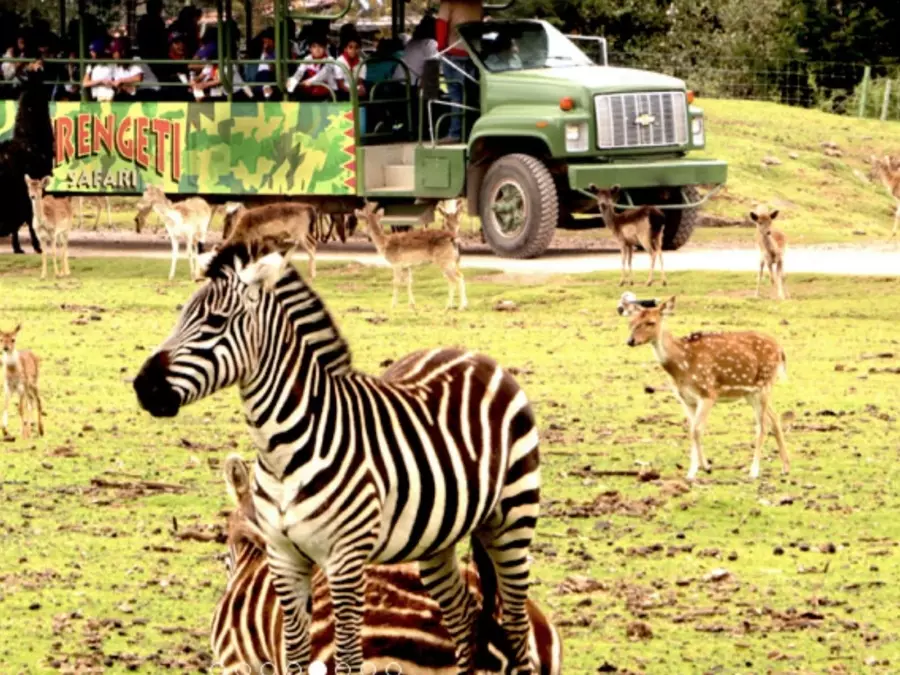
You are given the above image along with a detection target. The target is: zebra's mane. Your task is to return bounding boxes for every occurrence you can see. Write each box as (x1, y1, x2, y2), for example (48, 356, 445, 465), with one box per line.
(205, 242, 353, 372)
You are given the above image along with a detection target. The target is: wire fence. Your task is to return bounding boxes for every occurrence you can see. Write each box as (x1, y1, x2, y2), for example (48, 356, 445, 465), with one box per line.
(608, 51, 900, 123)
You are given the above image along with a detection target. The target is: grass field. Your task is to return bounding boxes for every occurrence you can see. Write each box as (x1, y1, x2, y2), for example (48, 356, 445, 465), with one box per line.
(66, 98, 900, 249)
(1, 255, 899, 674)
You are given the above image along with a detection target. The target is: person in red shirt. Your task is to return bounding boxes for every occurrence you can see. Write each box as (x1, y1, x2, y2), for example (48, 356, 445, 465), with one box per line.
(435, 0, 482, 142)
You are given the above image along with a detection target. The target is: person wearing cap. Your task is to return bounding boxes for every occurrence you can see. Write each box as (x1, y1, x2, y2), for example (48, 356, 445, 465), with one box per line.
(82, 37, 116, 102)
(109, 37, 145, 101)
(436, 0, 482, 142)
(251, 26, 280, 100)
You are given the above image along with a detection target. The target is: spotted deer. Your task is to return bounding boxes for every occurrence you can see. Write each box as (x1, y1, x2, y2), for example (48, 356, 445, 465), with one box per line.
(355, 201, 468, 310)
(871, 155, 900, 240)
(621, 296, 790, 481)
(213, 454, 562, 675)
(587, 184, 666, 287)
(750, 206, 788, 300)
(1, 324, 44, 440)
(24, 174, 74, 279)
(140, 185, 214, 281)
(437, 197, 464, 237)
(221, 201, 318, 279)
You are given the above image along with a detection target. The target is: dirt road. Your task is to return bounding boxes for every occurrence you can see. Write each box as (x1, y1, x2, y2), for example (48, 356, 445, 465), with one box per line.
(6, 230, 900, 277)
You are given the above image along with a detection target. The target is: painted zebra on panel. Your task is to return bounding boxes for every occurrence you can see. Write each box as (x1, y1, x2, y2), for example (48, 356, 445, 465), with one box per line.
(214, 454, 562, 675)
(133, 243, 542, 675)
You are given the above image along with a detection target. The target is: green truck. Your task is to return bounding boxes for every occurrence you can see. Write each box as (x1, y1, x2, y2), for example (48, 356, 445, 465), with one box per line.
(0, 1, 726, 258)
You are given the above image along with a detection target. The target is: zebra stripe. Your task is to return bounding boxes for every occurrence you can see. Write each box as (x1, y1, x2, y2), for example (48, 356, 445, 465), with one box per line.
(213, 455, 562, 675)
(134, 245, 542, 674)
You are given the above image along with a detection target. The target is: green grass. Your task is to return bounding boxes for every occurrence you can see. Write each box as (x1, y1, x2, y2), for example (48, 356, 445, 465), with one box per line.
(692, 99, 900, 245)
(2, 256, 900, 674)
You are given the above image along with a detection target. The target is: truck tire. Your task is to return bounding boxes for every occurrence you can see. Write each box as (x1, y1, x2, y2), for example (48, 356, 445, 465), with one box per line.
(479, 153, 558, 259)
(661, 186, 700, 250)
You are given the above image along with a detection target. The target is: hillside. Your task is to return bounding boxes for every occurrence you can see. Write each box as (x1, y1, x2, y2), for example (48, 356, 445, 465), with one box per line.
(694, 98, 900, 244)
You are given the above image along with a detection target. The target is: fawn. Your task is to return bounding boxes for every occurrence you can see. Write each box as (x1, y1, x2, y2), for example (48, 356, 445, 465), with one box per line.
(437, 197, 464, 237)
(622, 296, 790, 481)
(355, 201, 468, 310)
(1, 324, 44, 440)
(221, 201, 318, 279)
(24, 175, 73, 279)
(750, 206, 788, 300)
(587, 184, 667, 287)
(871, 155, 900, 240)
(140, 185, 213, 281)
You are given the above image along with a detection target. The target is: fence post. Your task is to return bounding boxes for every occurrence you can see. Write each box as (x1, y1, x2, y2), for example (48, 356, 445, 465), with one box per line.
(857, 66, 871, 118)
(881, 80, 893, 121)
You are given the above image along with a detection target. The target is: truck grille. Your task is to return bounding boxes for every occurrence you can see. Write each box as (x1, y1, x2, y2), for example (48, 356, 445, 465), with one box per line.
(594, 92, 688, 149)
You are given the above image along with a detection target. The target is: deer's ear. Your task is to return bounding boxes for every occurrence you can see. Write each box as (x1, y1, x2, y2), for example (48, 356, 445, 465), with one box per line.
(13, 323, 22, 334)
(610, 185, 622, 198)
(238, 251, 287, 290)
(660, 296, 676, 315)
(375, 208, 385, 220)
(749, 211, 759, 222)
(769, 210, 779, 220)
(223, 453, 250, 505)
(586, 183, 599, 194)
(41, 176, 50, 188)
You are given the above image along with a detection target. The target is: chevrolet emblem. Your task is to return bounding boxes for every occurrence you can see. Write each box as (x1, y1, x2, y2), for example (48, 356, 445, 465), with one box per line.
(634, 113, 656, 127)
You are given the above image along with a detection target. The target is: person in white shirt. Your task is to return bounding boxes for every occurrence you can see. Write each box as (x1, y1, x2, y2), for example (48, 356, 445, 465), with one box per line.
(334, 27, 366, 100)
(82, 38, 116, 102)
(286, 34, 338, 101)
(108, 37, 145, 101)
(394, 14, 438, 87)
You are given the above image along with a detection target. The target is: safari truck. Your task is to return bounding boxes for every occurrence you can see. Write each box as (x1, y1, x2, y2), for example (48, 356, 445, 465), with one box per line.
(0, 0, 726, 259)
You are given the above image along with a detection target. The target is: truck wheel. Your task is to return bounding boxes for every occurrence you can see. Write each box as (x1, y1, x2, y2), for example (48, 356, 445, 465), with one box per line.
(661, 186, 700, 250)
(479, 153, 558, 259)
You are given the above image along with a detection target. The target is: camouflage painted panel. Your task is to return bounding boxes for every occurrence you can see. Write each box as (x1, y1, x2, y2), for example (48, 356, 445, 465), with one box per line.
(0, 100, 356, 196)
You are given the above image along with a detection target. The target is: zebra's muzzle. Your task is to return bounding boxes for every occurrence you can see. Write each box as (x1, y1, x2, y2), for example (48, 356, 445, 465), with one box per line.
(133, 351, 182, 418)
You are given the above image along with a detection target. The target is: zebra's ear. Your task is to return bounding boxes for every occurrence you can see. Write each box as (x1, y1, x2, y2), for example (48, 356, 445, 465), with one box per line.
(237, 251, 287, 291)
(223, 453, 251, 504)
(197, 250, 217, 276)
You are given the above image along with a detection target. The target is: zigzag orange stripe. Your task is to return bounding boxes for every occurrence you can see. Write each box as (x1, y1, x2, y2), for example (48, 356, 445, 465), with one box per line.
(341, 109, 357, 191)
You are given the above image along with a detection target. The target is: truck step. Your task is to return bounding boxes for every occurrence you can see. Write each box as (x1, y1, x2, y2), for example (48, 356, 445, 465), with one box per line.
(382, 164, 415, 191)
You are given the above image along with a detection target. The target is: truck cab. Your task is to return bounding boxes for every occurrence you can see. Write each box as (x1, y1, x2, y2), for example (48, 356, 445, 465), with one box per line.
(362, 18, 727, 258)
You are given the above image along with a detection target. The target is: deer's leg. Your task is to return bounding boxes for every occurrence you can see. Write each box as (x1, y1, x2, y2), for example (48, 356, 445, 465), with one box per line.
(766, 405, 790, 475)
(2, 382, 10, 436)
(687, 398, 715, 480)
(748, 393, 768, 479)
(40, 245, 48, 280)
(32, 388, 44, 437)
(890, 204, 899, 241)
(456, 266, 468, 310)
(640, 234, 656, 286)
(755, 260, 765, 297)
(777, 259, 787, 300)
(406, 268, 416, 309)
(419, 547, 478, 674)
(61, 232, 71, 276)
(443, 268, 456, 310)
(18, 393, 29, 439)
(265, 543, 313, 671)
(105, 197, 112, 228)
(391, 268, 401, 308)
(618, 244, 627, 287)
(27, 219, 42, 254)
(168, 235, 179, 281)
(656, 232, 667, 286)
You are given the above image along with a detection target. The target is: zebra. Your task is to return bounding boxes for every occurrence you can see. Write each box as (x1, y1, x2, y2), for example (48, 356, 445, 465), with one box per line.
(133, 243, 542, 675)
(214, 454, 562, 675)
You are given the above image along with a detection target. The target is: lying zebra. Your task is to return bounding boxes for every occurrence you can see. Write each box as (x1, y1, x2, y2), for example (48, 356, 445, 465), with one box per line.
(213, 455, 563, 675)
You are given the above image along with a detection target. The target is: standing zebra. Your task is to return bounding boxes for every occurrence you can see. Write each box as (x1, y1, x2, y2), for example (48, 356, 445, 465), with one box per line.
(133, 243, 542, 674)
(215, 454, 562, 675)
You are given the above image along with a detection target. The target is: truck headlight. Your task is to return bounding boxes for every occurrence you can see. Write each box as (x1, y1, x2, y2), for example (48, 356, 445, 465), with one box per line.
(565, 123, 588, 153)
(691, 117, 705, 147)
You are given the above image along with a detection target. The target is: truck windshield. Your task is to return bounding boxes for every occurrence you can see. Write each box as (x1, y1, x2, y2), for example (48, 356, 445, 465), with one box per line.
(457, 20, 594, 73)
